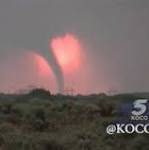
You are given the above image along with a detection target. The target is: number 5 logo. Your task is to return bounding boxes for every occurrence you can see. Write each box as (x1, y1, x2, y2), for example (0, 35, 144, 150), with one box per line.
(132, 99, 148, 116)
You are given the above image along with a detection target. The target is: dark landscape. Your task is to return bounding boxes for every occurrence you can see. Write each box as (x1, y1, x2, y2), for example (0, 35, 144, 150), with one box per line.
(0, 88, 148, 150)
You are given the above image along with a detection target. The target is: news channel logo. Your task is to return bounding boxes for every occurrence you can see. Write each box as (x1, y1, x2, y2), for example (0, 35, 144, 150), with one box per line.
(106, 99, 149, 135)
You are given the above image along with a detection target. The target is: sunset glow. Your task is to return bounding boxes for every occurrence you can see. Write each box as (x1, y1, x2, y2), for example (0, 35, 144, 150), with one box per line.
(33, 53, 52, 77)
(50, 33, 82, 73)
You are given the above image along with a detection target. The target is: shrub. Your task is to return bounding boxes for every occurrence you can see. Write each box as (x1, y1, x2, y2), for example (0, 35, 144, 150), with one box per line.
(27, 88, 51, 99)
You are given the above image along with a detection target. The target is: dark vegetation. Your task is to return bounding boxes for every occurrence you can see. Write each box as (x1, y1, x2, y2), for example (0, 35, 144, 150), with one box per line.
(0, 88, 148, 150)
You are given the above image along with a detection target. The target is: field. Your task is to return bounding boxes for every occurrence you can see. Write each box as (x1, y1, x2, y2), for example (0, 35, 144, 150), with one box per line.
(0, 88, 148, 150)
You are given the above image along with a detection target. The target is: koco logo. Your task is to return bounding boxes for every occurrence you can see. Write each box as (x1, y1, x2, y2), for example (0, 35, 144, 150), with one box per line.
(131, 99, 148, 121)
(106, 99, 149, 135)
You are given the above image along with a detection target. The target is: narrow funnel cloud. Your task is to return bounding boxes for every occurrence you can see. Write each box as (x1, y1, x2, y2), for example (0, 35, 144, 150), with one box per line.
(41, 44, 64, 94)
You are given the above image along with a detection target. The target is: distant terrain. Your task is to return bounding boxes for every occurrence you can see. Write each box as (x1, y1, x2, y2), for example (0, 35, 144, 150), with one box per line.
(0, 88, 148, 150)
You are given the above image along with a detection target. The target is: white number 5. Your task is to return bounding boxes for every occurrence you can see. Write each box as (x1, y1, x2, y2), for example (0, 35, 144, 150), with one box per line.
(132, 99, 148, 116)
